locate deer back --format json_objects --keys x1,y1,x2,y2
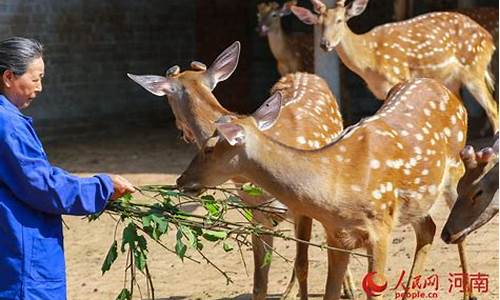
[
  {"x1": 180, "y1": 78, "x2": 468, "y2": 235},
  {"x1": 266, "y1": 72, "x2": 342, "y2": 148},
  {"x1": 362, "y1": 12, "x2": 495, "y2": 83}
]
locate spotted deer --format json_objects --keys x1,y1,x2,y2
[
  {"x1": 127, "y1": 42, "x2": 349, "y2": 299},
  {"x1": 457, "y1": 7, "x2": 499, "y2": 101},
  {"x1": 257, "y1": 1, "x2": 314, "y2": 75},
  {"x1": 291, "y1": 0, "x2": 499, "y2": 132},
  {"x1": 442, "y1": 133, "x2": 499, "y2": 244},
  {"x1": 177, "y1": 78, "x2": 476, "y2": 300}
]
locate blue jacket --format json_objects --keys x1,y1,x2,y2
[{"x1": 0, "y1": 95, "x2": 114, "y2": 299}]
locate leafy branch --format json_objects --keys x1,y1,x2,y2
[{"x1": 91, "y1": 184, "x2": 370, "y2": 300}]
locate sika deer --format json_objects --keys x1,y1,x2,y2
[
  {"x1": 257, "y1": 1, "x2": 314, "y2": 75},
  {"x1": 291, "y1": 0, "x2": 498, "y2": 132},
  {"x1": 127, "y1": 42, "x2": 346, "y2": 299},
  {"x1": 178, "y1": 78, "x2": 474, "y2": 299},
  {"x1": 442, "y1": 133, "x2": 499, "y2": 244}
]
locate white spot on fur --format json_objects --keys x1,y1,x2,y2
[
  {"x1": 372, "y1": 190, "x2": 382, "y2": 200},
  {"x1": 297, "y1": 136, "x2": 306, "y2": 144},
  {"x1": 351, "y1": 185, "x2": 362, "y2": 192}
]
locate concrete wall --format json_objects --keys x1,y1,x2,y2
[{"x1": 0, "y1": 0, "x2": 197, "y2": 136}]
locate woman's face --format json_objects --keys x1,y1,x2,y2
[{"x1": 3, "y1": 57, "x2": 44, "y2": 109}]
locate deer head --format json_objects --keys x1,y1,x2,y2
[
  {"x1": 257, "y1": 1, "x2": 297, "y2": 36},
  {"x1": 177, "y1": 92, "x2": 283, "y2": 193},
  {"x1": 127, "y1": 42, "x2": 240, "y2": 145},
  {"x1": 442, "y1": 134, "x2": 499, "y2": 244},
  {"x1": 291, "y1": 0, "x2": 369, "y2": 51}
]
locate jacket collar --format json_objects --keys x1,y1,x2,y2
[{"x1": 0, "y1": 94, "x2": 32, "y2": 121}]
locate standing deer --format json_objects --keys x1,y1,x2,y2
[
  {"x1": 257, "y1": 1, "x2": 314, "y2": 75},
  {"x1": 457, "y1": 7, "x2": 499, "y2": 102},
  {"x1": 177, "y1": 78, "x2": 475, "y2": 300},
  {"x1": 442, "y1": 133, "x2": 499, "y2": 244},
  {"x1": 291, "y1": 0, "x2": 499, "y2": 132},
  {"x1": 127, "y1": 42, "x2": 349, "y2": 299}
]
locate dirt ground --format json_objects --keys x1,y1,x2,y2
[{"x1": 46, "y1": 124, "x2": 498, "y2": 300}]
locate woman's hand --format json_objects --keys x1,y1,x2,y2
[{"x1": 109, "y1": 175, "x2": 136, "y2": 200}]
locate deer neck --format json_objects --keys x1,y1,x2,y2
[
  {"x1": 240, "y1": 128, "x2": 345, "y2": 218},
  {"x1": 267, "y1": 24, "x2": 293, "y2": 62},
  {"x1": 335, "y1": 26, "x2": 376, "y2": 74},
  {"x1": 184, "y1": 87, "x2": 232, "y2": 148}
]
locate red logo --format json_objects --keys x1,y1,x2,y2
[{"x1": 363, "y1": 272, "x2": 388, "y2": 297}]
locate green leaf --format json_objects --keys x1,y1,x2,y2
[
  {"x1": 242, "y1": 183, "x2": 263, "y2": 197},
  {"x1": 116, "y1": 194, "x2": 133, "y2": 208},
  {"x1": 101, "y1": 241, "x2": 118, "y2": 275},
  {"x1": 202, "y1": 229, "x2": 228, "y2": 241},
  {"x1": 206, "y1": 203, "x2": 222, "y2": 217},
  {"x1": 160, "y1": 189, "x2": 182, "y2": 197},
  {"x1": 175, "y1": 229, "x2": 187, "y2": 260},
  {"x1": 175, "y1": 241, "x2": 187, "y2": 260},
  {"x1": 181, "y1": 225, "x2": 198, "y2": 248},
  {"x1": 242, "y1": 209, "x2": 253, "y2": 222},
  {"x1": 136, "y1": 235, "x2": 148, "y2": 252},
  {"x1": 261, "y1": 249, "x2": 273, "y2": 268},
  {"x1": 142, "y1": 214, "x2": 169, "y2": 240},
  {"x1": 223, "y1": 242, "x2": 233, "y2": 252},
  {"x1": 227, "y1": 195, "x2": 241, "y2": 204},
  {"x1": 152, "y1": 214, "x2": 168, "y2": 234},
  {"x1": 116, "y1": 288, "x2": 132, "y2": 300},
  {"x1": 134, "y1": 250, "x2": 147, "y2": 272},
  {"x1": 121, "y1": 222, "x2": 137, "y2": 253},
  {"x1": 142, "y1": 215, "x2": 153, "y2": 227}
]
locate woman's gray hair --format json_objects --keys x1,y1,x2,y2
[{"x1": 0, "y1": 37, "x2": 44, "y2": 76}]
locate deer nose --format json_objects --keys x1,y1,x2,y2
[
  {"x1": 441, "y1": 227, "x2": 452, "y2": 244},
  {"x1": 320, "y1": 39, "x2": 331, "y2": 51}
]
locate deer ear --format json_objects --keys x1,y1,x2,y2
[
  {"x1": 252, "y1": 92, "x2": 283, "y2": 131},
  {"x1": 291, "y1": 6, "x2": 319, "y2": 25},
  {"x1": 461, "y1": 145, "x2": 479, "y2": 169},
  {"x1": 204, "y1": 41, "x2": 241, "y2": 90},
  {"x1": 279, "y1": 1, "x2": 297, "y2": 16},
  {"x1": 216, "y1": 122, "x2": 246, "y2": 146},
  {"x1": 310, "y1": 0, "x2": 326, "y2": 13},
  {"x1": 346, "y1": 0, "x2": 369, "y2": 19},
  {"x1": 477, "y1": 147, "x2": 497, "y2": 164},
  {"x1": 127, "y1": 73, "x2": 175, "y2": 96}
]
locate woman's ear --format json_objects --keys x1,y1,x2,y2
[{"x1": 2, "y1": 70, "x2": 15, "y2": 88}]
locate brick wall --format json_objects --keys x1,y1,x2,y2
[{"x1": 0, "y1": 0, "x2": 197, "y2": 137}]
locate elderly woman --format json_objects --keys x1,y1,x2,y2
[{"x1": 0, "y1": 37, "x2": 135, "y2": 299}]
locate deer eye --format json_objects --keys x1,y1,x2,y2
[
  {"x1": 204, "y1": 147, "x2": 214, "y2": 155},
  {"x1": 271, "y1": 12, "x2": 278, "y2": 17},
  {"x1": 472, "y1": 190, "x2": 484, "y2": 203},
  {"x1": 336, "y1": 19, "x2": 342, "y2": 23}
]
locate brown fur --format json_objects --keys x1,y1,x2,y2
[{"x1": 179, "y1": 78, "x2": 469, "y2": 299}]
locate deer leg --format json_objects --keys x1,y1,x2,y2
[
  {"x1": 252, "y1": 233, "x2": 273, "y2": 300},
  {"x1": 251, "y1": 210, "x2": 276, "y2": 300},
  {"x1": 294, "y1": 215, "x2": 313, "y2": 300},
  {"x1": 366, "y1": 230, "x2": 390, "y2": 300},
  {"x1": 402, "y1": 215, "x2": 436, "y2": 300},
  {"x1": 324, "y1": 235, "x2": 351, "y2": 300},
  {"x1": 457, "y1": 240, "x2": 477, "y2": 300},
  {"x1": 341, "y1": 267, "x2": 355, "y2": 299},
  {"x1": 462, "y1": 75, "x2": 499, "y2": 133}
]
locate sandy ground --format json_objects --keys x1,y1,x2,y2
[{"x1": 45, "y1": 125, "x2": 498, "y2": 300}]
